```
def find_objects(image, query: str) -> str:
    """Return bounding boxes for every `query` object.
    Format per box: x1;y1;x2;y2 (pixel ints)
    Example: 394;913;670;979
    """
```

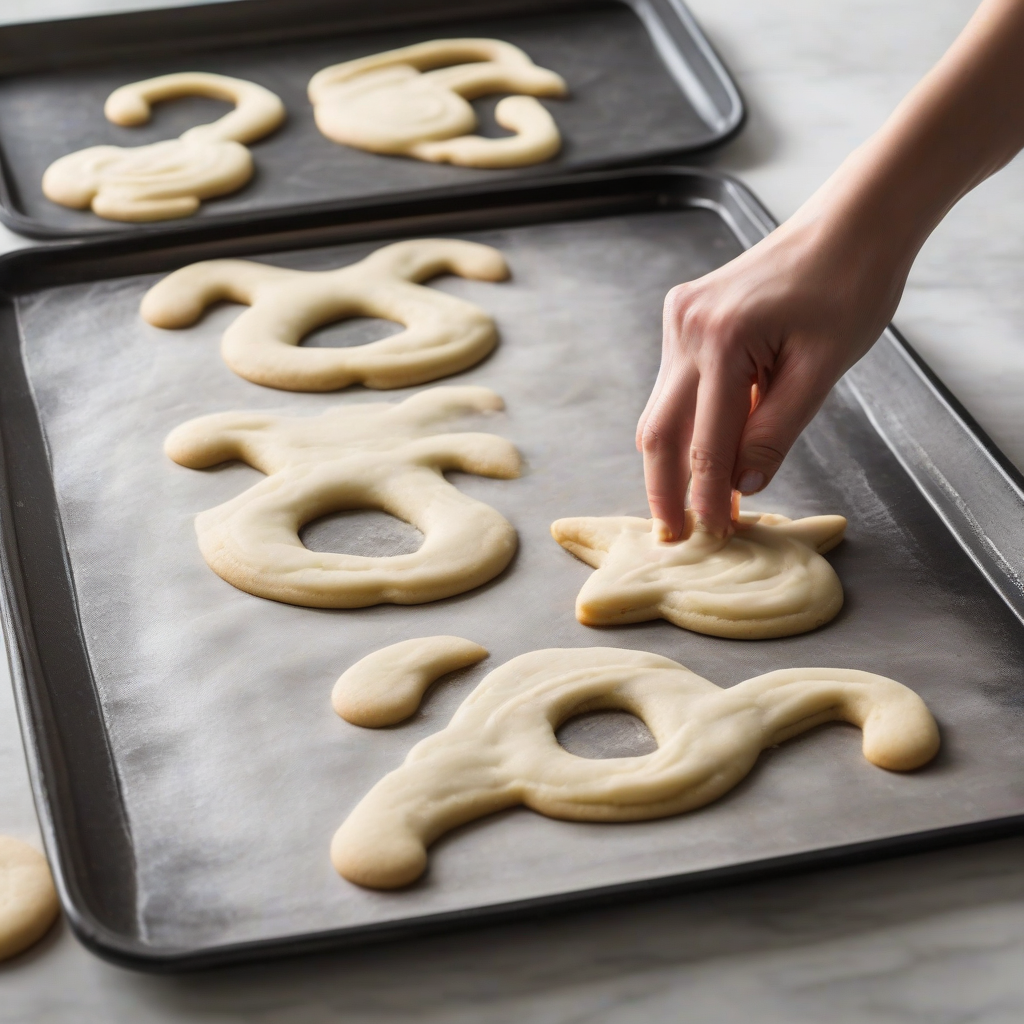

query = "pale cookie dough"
166;386;521;608
333;636;489;727
141;239;508;392
551;511;847;639
332;644;939;889
308;39;567;168
42;72;285;222
0;836;59;962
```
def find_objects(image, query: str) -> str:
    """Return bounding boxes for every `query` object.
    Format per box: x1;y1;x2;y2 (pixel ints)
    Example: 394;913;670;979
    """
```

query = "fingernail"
737;469;765;495
681;508;696;540
653;518;675;543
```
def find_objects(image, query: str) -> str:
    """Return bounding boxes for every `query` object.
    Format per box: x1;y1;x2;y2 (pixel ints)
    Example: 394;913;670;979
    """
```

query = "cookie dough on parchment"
165;386;521;608
552;511;847;639
142;239;508;392
329;641;939;889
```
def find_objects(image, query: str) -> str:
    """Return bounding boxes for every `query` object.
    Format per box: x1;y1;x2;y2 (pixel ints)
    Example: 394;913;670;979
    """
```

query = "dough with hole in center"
0;837;59;962
42;72;284;222
166;386;520;608
141;239;508;392
331;643;939;889
551;511;846;638
308;39;567;168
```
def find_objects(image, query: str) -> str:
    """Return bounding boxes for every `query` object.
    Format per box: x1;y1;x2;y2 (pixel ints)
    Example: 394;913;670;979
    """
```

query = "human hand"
636;0;1024;541
636;206;909;540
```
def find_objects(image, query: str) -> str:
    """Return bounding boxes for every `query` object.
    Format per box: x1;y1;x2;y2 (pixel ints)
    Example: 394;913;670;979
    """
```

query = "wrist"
795;151;926;280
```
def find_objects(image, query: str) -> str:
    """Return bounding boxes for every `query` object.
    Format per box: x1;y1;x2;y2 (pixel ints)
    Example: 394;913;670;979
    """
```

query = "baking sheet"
12;201;1024;959
0;0;741;238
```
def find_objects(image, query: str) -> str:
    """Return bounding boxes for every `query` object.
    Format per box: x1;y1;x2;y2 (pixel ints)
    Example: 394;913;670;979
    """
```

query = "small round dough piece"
333;636;488;726
0;836;59;962
551;511;847;639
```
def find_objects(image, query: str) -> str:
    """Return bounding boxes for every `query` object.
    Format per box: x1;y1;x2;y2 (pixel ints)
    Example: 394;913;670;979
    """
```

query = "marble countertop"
4;1;1024;1020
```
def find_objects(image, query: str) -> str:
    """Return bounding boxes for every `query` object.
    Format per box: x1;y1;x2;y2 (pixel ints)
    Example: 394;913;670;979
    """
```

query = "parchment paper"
17;209;1024;951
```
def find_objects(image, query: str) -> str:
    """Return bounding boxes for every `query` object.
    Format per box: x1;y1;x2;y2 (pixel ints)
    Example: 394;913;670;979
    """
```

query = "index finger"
686;358;754;537
640;370;698;540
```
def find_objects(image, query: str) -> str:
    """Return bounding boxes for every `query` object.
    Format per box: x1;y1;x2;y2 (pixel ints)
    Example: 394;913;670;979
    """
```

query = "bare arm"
638;0;1024;539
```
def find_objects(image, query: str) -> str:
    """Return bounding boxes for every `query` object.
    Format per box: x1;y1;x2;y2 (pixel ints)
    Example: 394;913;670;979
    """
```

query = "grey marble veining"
6;0;1024;1021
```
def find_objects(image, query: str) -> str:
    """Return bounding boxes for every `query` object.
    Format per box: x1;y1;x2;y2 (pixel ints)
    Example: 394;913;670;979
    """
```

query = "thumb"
732;346;838;496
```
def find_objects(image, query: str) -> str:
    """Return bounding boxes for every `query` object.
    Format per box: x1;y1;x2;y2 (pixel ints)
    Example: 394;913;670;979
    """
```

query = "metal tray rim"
0;0;745;241
3;165;1023;972
40;811;1024;972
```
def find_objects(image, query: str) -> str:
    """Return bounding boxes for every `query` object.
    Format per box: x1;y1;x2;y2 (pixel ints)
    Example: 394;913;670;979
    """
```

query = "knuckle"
742;438;787;469
703;310;746;352
689;445;732;480
641;419;680;455
663;283;692;316
646;487;677;509
664;287;709;336
678;301;711;336
681;311;747;371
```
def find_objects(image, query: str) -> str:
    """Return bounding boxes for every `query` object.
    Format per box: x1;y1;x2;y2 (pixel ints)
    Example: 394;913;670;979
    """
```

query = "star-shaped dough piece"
551;512;847;639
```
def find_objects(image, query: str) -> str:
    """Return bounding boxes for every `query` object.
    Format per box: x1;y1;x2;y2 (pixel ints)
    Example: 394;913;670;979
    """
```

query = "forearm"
795;0;1024;278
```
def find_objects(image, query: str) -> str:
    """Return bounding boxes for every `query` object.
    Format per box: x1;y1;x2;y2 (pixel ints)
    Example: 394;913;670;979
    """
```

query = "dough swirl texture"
42;72;284;222
552;511;847;638
309;39;567;168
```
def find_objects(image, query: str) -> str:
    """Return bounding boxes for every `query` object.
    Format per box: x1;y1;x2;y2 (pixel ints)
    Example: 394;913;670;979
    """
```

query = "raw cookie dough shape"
42;72;285;222
331;644;940;889
166;386;521;607
308;39;568;168
551;511;847;639
333;636;489;727
0;836;59;962
141;239;509;392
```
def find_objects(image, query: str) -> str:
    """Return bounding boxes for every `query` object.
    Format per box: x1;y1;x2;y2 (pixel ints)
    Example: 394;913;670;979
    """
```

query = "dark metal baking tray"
4;167;1024;973
0;0;742;240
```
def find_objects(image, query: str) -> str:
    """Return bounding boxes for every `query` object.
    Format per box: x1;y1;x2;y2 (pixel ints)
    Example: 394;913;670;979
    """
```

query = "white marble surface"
5;1;1024;1020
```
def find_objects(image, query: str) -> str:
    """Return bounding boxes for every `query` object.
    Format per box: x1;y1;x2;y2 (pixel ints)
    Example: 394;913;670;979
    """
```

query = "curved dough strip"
411;95;560;169
551;511;847;639
308;39;567;168
141;239;509;392
331;643;940;889
42;72;285;222
333;636;489;726
0;836;59;962
166;386;521;608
